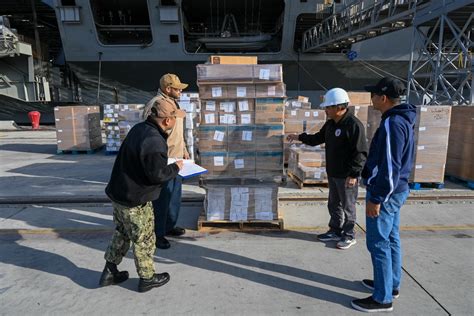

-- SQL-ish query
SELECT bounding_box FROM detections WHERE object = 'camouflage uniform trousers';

[104,201,156,279]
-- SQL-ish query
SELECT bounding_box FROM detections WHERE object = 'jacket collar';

[158,89,180,109]
[146,116,169,139]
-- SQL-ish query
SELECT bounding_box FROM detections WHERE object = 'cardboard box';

[227,152,256,177]
[255,124,284,152]
[255,83,286,98]
[255,98,285,124]
[228,125,256,152]
[54,106,103,151]
[252,64,283,83]
[201,112,219,125]
[197,64,254,84]
[198,125,228,152]
[226,85,256,98]
[199,85,228,99]
[209,55,258,65]
[200,152,230,177]
[348,92,371,105]
[296,109,325,121]
[255,151,284,178]
[446,106,474,180]
[203,179,278,221]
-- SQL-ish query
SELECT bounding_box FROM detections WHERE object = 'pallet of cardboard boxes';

[103,104,144,153]
[446,106,474,188]
[54,105,103,153]
[196,58,284,229]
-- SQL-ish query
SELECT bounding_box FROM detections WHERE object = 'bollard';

[28,111,41,130]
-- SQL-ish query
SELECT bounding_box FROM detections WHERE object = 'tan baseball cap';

[160,73,188,91]
[152,97,185,118]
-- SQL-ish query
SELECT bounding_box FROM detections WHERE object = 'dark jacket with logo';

[105,117,179,207]
[362,103,416,204]
[298,110,368,178]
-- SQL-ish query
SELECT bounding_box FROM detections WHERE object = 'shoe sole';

[351,301,393,313]
[318,237,341,242]
[336,240,357,249]
[361,281,400,299]
[138,276,170,293]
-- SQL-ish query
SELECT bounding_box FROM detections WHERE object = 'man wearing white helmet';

[287,88,368,249]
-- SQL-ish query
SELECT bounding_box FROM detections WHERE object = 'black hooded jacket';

[299,110,368,178]
[105,117,179,207]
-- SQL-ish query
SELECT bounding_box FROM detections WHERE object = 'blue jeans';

[366,189,409,304]
[153,176,182,238]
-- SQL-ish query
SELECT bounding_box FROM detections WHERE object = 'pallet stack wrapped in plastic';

[446,106,474,187]
[410,106,451,184]
[178,93,201,161]
[283,97,326,164]
[103,104,144,153]
[287,145,327,188]
[196,60,285,225]
[54,106,103,153]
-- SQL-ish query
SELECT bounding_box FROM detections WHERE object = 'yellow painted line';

[0,228,112,235]
[0,225,473,236]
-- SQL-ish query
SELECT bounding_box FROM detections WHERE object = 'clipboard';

[168,159,208,179]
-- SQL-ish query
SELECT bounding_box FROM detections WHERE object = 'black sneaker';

[98,262,129,287]
[362,279,400,298]
[166,227,185,236]
[138,272,170,293]
[351,296,393,313]
[317,231,341,242]
[156,236,171,249]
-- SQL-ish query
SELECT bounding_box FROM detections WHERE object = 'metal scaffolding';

[407,1,474,105]
[302,0,424,53]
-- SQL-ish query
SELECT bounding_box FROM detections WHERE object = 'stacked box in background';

[283,99,326,164]
[197,63,285,180]
[202,179,279,221]
[366,106,382,145]
[410,106,451,183]
[197,60,284,222]
[288,146,327,183]
[446,106,474,181]
[54,106,102,151]
[103,104,144,152]
[178,93,201,161]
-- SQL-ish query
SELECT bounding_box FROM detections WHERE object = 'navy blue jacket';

[105,118,179,207]
[362,103,416,204]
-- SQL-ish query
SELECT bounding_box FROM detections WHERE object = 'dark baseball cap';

[364,77,406,98]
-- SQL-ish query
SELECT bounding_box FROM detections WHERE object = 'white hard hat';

[320,88,350,107]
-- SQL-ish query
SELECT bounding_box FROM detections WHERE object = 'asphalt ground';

[0,130,473,315]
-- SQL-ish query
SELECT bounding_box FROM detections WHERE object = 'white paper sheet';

[237,87,247,97]
[167,159,208,179]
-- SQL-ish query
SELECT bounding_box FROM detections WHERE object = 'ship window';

[182,0,285,53]
[161,0,177,6]
[170,34,179,43]
[90,0,152,45]
[61,0,77,6]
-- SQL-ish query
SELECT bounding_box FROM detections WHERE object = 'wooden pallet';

[287,171,328,189]
[409,182,444,190]
[57,146,103,155]
[197,216,284,231]
[446,175,474,190]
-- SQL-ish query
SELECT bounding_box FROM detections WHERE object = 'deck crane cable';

[210,1,213,35]
[217,0,219,35]
[281,52,327,91]
[244,0,247,33]
[257,0,262,32]
[251,0,254,31]
[357,59,408,83]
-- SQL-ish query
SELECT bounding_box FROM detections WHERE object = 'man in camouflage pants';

[100,97,184,292]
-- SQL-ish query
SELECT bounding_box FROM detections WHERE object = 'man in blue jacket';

[351,77,416,312]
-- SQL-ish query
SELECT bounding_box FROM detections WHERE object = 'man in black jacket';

[287,88,367,249]
[99,97,184,293]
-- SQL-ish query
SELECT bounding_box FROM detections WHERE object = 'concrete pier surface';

[0,130,473,315]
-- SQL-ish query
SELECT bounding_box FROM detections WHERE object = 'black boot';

[138,272,170,293]
[99,262,129,287]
